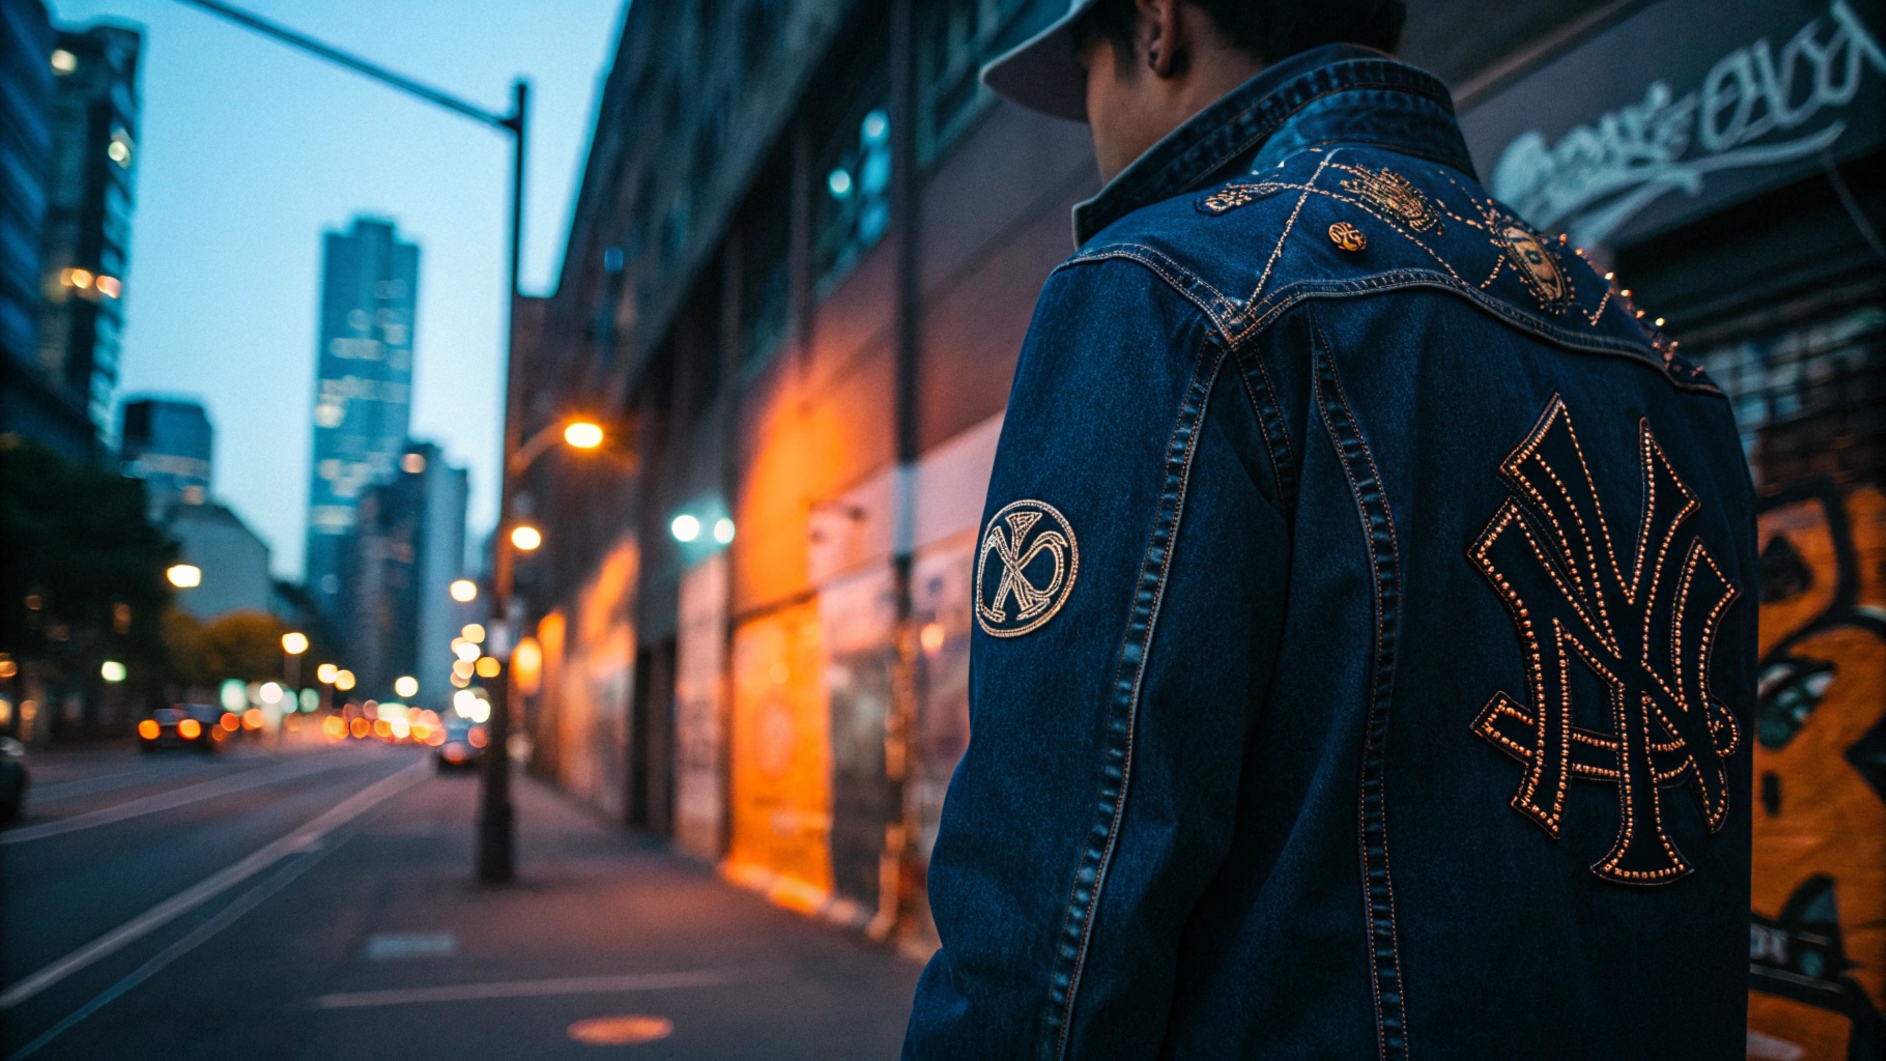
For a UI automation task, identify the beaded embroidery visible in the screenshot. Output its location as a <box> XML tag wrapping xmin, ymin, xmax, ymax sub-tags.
<box><xmin>1470</xmin><ymin>396</ymin><xmax>1740</xmax><ymax>886</ymax></box>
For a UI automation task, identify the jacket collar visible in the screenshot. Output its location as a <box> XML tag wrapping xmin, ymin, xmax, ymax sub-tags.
<box><xmin>1072</xmin><ymin>45</ymin><xmax>1476</xmax><ymax>247</ymax></box>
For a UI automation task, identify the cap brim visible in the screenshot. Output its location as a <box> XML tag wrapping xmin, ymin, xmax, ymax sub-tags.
<box><xmin>979</xmin><ymin>5</ymin><xmax>1091</xmax><ymax>123</ymax></box>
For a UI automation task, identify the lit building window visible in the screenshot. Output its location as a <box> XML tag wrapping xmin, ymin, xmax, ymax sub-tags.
<box><xmin>813</xmin><ymin>87</ymin><xmax>893</xmax><ymax>297</ymax></box>
<box><xmin>917</xmin><ymin>0</ymin><xmax>1036</xmax><ymax>161</ymax></box>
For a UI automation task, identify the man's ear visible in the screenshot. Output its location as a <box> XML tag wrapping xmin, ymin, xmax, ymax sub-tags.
<box><xmin>1138</xmin><ymin>0</ymin><xmax>1187</xmax><ymax>79</ymax></box>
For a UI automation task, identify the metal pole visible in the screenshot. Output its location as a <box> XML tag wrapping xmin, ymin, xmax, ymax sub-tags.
<box><xmin>478</xmin><ymin>80</ymin><xmax>528</xmax><ymax>884</ymax></box>
<box><xmin>166</xmin><ymin>0</ymin><xmax>530</xmax><ymax>884</ymax></box>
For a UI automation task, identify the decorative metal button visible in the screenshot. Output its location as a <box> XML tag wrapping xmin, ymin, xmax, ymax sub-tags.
<box><xmin>1329</xmin><ymin>222</ymin><xmax>1367</xmax><ymax>252</ymax></box>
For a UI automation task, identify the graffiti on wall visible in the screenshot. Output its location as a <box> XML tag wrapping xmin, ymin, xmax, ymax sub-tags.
<box><xmin>1749</xmin><ymin>482</ymin><xmax>1886</xmax><ymax>1061</ymax></box>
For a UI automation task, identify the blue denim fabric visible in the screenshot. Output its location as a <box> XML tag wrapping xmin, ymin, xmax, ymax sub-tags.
<box><xmin>905</xmin><ymin>47</ymin><xmax>1757</xmax><ymax>1061</ymax></box>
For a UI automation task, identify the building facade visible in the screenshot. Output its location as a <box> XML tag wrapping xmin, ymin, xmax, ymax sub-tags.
<box><xmin>166</xmin><ymin>501</ymin><xmax>272</xmax><ymax>622</ymax></box>
<box><xmin>304</xmin><ymin>217</ymin><xmax>419</xmax><ymax>622</ymax></box>
<box><xmin>342</xmin><ymin>440</ymin><xmax>468</xmax><ymax>706</ymax></box>
<box><xmin>0</xmin><ymin>0</ymin><xmax>55</xmax><ymax>453</ymax></box>
<box><xmin>37</xmin><ymin>22</ymin><xmax>139</xmax><ymax>457</ymax></box>
<box><xmin>119</xmin><ymin>395</ymin><xmax>213</xmax><ymax>515</ymax></box>
<box><xmin>519</xmin><ymin>1</ymin><xmax>1886</xmax><ymax>1031</ymax></box>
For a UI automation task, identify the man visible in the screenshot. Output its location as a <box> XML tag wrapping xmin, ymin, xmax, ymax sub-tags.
<box><xmin>904</xmin><ymin>1</ymin><xmax>1757</xmax><ymax>1058</ymax></box>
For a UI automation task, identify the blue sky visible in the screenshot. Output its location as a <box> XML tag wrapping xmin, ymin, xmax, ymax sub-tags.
<box><xmin>49</xmin><ymin>0</ymin><xmax>626</xmax><ymax>579</ymax></box>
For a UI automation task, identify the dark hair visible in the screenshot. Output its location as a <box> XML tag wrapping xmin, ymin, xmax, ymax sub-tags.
<box><xmin>1073</xmin><ymin>0</ymin><xmax>1406</xmax><ymax>68</ymax></box>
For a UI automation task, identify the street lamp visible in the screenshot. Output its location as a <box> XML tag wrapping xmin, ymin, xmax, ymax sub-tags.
<box><xmin>166</xmin><ymin>563</ymin><xmax>201</xmax><ymax>588</ymax></box>
<box><xmin>334</xmin><ymin>669</ymin><xmax>356</xmax><ymax>693</ymax></box>
<box><xmin>281</xmin><ymin>630</ymin><xmax>308</xmax><ymax>689</ymax></box>
<box><xmin>450</xmin><ymin>578</ymin><xmax>479</xmax><ymax>603</ymax></box>
<box><xmin>394</xmin><ymin>675</ymin><xmax>419</xmax><ymax>699</ymax></box>
<box><xmin>510</xmin><ymin>525</ymin><xmax>543</xmax><ymax>551</ymax></box>
<box><xmin>562</xmin><ymin>420</ymin><xmax>604</xmax><ymax>449</ymax></box>
<box><xmin>172</xmin><ymin>0</ymin><xmax>531</xmax><ymax>885</ymax></box>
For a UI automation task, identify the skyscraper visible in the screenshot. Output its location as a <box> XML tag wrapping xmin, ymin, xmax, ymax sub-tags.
<box><xmin>305</xmin><ymin>217</ymin><xmax>418</xmax><ymax>621</ymax></box>
<box><xmin>0</xmin><ymin>0</ymin><xmax>56</xmax><ymax>451</ymax></box>
<box><xmin>36</xmin><ymin>23</ymin><xmax>140</xmax><ymax>455</ymax></box>
<box><xmin>342</xmin><ymin>440</ymin><xmax>467</xmax><ymax>704</ymax></box>
<box><xmin>119</xmin><ymin>395</ymin><xmax>212</xmax><ymax>515</ymax></box>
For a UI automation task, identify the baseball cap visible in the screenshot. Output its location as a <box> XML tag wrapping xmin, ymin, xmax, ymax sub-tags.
<box><xmin>980</xmin><ymin>0</ymin><xmax>1101</xmax><ymax>123</ymax></box>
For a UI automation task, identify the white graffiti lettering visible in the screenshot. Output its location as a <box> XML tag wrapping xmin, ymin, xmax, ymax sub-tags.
<box><xmin>1491</xmin><ymin>0</ymin><xmax>1885</xmax><ymax>246</ymax></box>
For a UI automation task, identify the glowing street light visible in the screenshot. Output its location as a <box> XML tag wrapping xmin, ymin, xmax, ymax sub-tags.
<box><xmin>713</xmin><ymin>517</ymin><xmax>735</xmax><ymax>544</ymax></box>
<box><xmin>474</xmin><ymin>656</ymin><xmax>502</xmax><ymax>679</ymax></box>
<box><xmin>450</xmin><ymin>578</ymin><xmax>478</xmax><ymax>602</ymax></box>
<box><xmin>563</xmin><ymin>420</ymin><xmax>604</xmax><ymax>449</ymax></box>
<box><xmin>317</xmin><ymin>662</ymin><xmax>339</xmax><ymax>684</ymax></box>
<box><xmin>510</xmin><ymin>525</ymin><xmax>542</xmax><ymax>551</ymax></box>
<box><xmin>166</xmin><ymin>563</ymin><xmax>202</xmax><ymax>588</ymax></box>
<box><xmin>334</xmin><ymin>669</ymin><xmax>357</xmax><ymax>692</ymax></box>
<box><xmin>461</xmin><ymin>623</ymin><xmax>486</xmax><ymax>643</ymax></box>
<box><xmin>100</xmin><ymin>660</ymin><xmax>127</xmax><ymax>683</ymax></box>
<box><xmin>281</xmin><ymin>631</ymin><xmax>309</xmax><ymax>655</ymax></box>
<box><xmin>670</xmin><ymin>514</ymin><xmax>700</xmax><ymax>542</ymax></box>
<box><xmin>454</xmin><ymin>640</ymin><xmax>481</xmax><ymax>663</ymax></box>
<box><xmin>394</xmin><ymin>675</ymin><xmax>419</xmax><ymax>698</ymax></box>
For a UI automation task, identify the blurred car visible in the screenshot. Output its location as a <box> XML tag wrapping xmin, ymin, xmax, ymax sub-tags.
<box><xmin>139</xmin><ymin>703</ymin><xmax>223</xmax><ymax>752</ymax></box>
<box><xmin>435</xmin><ymin>716</ymin><xmax>486</xmax><ymax>772</ymax></box>
<box><xmin>0</xmin><ymin>736</ymin><xmax>27</xmax><ymax>823</ymax></box>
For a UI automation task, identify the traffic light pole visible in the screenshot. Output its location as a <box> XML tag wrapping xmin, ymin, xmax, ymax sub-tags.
<box><xmin>171</xmin><ymin>0</ymin><xmax>529</xmax><ymax>883</ymax></box>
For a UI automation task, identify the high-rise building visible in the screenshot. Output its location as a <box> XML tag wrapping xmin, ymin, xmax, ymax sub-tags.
<box><xmin>36</xmin><ymin>23</ymin><xmax>140</xmax><ymax>455</ymax></box>
<box><xmin>304</xmin><ymin>217</ymin><xmax>418</xmax><ymax>621</ymax></box>
<box><xmin>119</xmin><ymin>395</ymin><xmax>212</xmax><ymax>515</ymax></box>
<box><xmin>0</xmin><ymin>2</ymin><xmax>82</xmax><ymax>460</ymax></box>
<box><xmin>341</xmin><ymin>440</ymin><xmax>467</xmax><ymax>705</ymax></box>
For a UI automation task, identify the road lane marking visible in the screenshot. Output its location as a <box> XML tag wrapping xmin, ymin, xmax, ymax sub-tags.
<box><xmin>28</xmin><ymin>759</ymin><xmax>264</xmax><ymax>805</ymax></box>
<box><xmin>0</xmin><ymin>758</ymin><xmax>427</xmax><ymax>1011</ymax></box>
<box><xmin>363</xmin><ymin>931</ymin><xmax>457</xmax><ymax>960</ymax></box>
<box><xmin>312</xmin><ymin>969</ymin><xmax>748</xmax><ymax>1009</ymax></box>
<box><xmin>2</xmin><ymin>749</ymin><xmax>373</xmax><ymax>844</ymax></box>
<box><xmin>8</xmin><ymin>833</ymin><xmax>343</xmax><ymax>1060</ymax></box>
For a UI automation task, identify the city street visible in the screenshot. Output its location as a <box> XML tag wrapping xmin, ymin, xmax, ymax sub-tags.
<box><xmin>1</xmin><ymin>740</ymin><xmax>921</xmax><ymax>1059</ymax></box>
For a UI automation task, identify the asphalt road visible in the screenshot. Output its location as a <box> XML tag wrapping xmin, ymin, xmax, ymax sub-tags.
<box><xmin>0</xmin><ymin>736</ymin><xmax>921</xmax><ymax>1059</ymax></box>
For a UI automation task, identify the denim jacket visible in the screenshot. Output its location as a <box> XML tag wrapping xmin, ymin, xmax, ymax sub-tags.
<box><xmin>904</xmin><ymin>45</ymin><xmax>1757</xmax><ymax>1061</ymax></box>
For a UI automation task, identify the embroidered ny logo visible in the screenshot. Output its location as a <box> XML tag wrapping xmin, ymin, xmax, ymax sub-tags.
<box><xmin>1471</xmin><ymin>396</ymin><xmax>1740</xmax><ymax>885</ymax></box>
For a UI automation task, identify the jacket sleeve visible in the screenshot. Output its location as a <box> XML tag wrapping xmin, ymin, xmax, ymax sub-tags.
<box><xmin>904</xmin><ymin>256</ymin><xmax>1291</xmax><ymax>1059</ymax></box>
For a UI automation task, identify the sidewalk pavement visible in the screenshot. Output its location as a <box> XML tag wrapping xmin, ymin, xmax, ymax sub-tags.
<box><xmin>49</xmin><ymin>750</ymin><xmax>924</xmax><ymax>1060</ymax></box>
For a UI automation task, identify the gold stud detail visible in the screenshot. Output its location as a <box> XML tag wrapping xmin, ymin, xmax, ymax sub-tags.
<box><xmin>1329</xmin><ymin>221</ymin><xmax>1367</xmax><ymax>252</ymax></box>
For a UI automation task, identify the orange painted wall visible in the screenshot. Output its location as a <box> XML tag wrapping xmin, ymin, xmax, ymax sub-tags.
<box><xmin>725</xmin><ymin>598</ymin><xmax>834</xmax><ymax>913</ymax></box>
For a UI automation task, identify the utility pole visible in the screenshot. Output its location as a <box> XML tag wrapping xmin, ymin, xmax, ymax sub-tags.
<box><xmin>172</xmin><ymin>0</ymin><xmax>529</xmax><ymax>883</ymax></box>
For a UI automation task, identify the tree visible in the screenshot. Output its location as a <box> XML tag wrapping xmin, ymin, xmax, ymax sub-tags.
<box><xmin>0</xmin><ymin>437</ymin><xmax>175</xmax><ymax>735</ymax></box>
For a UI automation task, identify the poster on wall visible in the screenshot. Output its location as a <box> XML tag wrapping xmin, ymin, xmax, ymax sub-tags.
<box><xmin>675</xmin><ymin>552</ymin><xmax>730</xmax><ymax>861</ymax></box>
<box><xmin>726</xmin><ymin>599</ymin><xmax>834</xmax><ymax>913</ymax></box>
<box><xmin>1749</xmin><ymin>484</ymin><xmax>1886</xmax><ymax>1060</ymax></box>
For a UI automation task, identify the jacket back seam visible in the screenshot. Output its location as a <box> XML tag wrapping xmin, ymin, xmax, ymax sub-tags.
<box><xmin>1310</xmin><ymin>312</ymin><xmax>1411</xmax><ymax>1061</ymax></box>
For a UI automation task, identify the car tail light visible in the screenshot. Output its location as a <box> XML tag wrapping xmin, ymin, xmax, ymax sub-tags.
<box><xmin>178</xmin><ymin>718</ymin><xmax>203</xmax><ymax>740</ymax></box>
<box><xmin>138</xmin><ymin>719</ymin><xmax>159</xmax><ymax>740</ymax></box>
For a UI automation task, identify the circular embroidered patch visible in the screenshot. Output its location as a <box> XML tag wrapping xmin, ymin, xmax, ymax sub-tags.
<box><xmin>975</xmin><ymin>500</ymin><xmax>1079</xmax><ymax>638</ymax></box>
